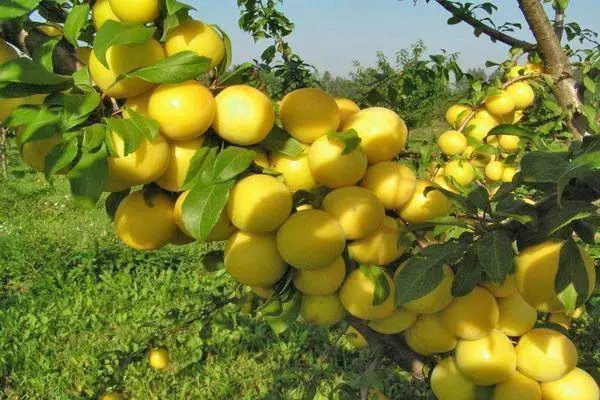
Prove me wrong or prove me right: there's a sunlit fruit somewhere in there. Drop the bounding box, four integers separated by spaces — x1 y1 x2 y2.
431 357 478 400
300 293 347 326
225 231 287 287
464 118 496 142
345 326 368 349
293 257 346 295
493 371 542 400
75 47 92 65
148 347 170 370
339 268 395 320
404 313 457 356
165 19 225 69
515 328 578 382
515 240 596 312
251 286 275 299
474 108 503 126
368 308 417 334
125 91 151 116
322 186 385 240
92 0 120 29
455 329 517 385
348 216 407 266
212 85 275 145
507 81 535 110
108 0 159 23
334 97 360 129
485 90 516 117
485 160 505 182
444 159 476 186
502 166 518 183
154 138 204 192
270 144 317 192
227 174 292 233
361 161 416 209
398 179 452 223
36 24 63 38
89 39 165 99
548 312 571 330
396 264 454 314
540 367 600 400
496 293 537 337
498 135 520 152
504 110 524 124
441 287 499 340
114 191 177 251
308 134 367 188
276 209 345 270
148 81 216 141
342 107 408 164
20 135 61 173
174 191 236 241
568 305 586 319
279 88 340 143
438 130 467 156
507 65 527 78
445 104 472 129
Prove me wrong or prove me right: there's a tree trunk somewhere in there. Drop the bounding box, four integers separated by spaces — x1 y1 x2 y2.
0 128 8 179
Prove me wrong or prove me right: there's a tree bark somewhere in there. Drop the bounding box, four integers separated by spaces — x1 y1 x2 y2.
0 128 8 179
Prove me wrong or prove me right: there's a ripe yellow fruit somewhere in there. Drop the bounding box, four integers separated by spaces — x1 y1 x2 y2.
502 166 518 183
540 367 600 400
89 39 164 99
148 81 216 141
368 308 417 334
441 287 499 340
251 286 275 299
75 47 92 65
474 108 503 126
213 85 275 145
348 216 407 266
108 0 159 24
438 130 468 156
154 138 205 192
404 313 457 356
493 371 542 400
106 131 170 187
361 161 416 209
225 231 287 287
307 134 367 188
395 264 454 314
334 97 360 130
516 328 578 382
498 135 520 152
433 170 458 194
227 174 292 233
149 348 170 370
322 186 385 240
92 0 120 29
525 62 544 74
431 357 478 400
398 179 452 223
497 293 537 337
445 104 472 129
100 392 125 400
455 330 517 385
280 88 340 143
293 257 346 295
165 19 225 70
276 209 345 270
507 82 535 110
345 326 368 349
482 275 516 299
125 91 151 116
339 268 395 320
485 90 516 117
548 312 571 330
20 135 61 172
507 65 527 78
173 191 236 242
464 118 496 142
444 159 476 186
0 38 18 62
300 293 347 326
342 107 408 164
114 191 177 251
485 160 505 182
504 110 525 124
270 145 317 192
515 240 596 312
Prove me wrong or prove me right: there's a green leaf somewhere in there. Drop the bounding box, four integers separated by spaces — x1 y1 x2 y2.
44 136 78 182
181 146 213 190
555 238 590 313
182 180 235 241
64 4 90 47
359 265 391 306
327 129 362 155
467 185 489 210
259 125 303 157
476 230 514 283
212 146 255 183
494 198 537 225
105 190 130 221
539 201 596 236
82 124 107 151
92 20 156 68
0 0 41 19
160 8 190 41
583 75 596 94
218 62 254 86
61 92 102 129
72 67 95 92
520 151 570 184
262 291 302 335
17 108 62 145
124 51 210 83
452 246 482 296
104 117 142 156
124 107 160 141
212 24 232 76
292 186 330 209
67 145 109 207
32 37 59 72
0 58 71 88
488 125 548 150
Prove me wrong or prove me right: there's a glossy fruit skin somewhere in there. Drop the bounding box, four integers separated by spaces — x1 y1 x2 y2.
502 166 518 183
212 85 275 145
125 91 152 116
540 367 600 400
464 118 496 142
148 81 216 141
342 107 408 164
515 240 596 312
293 257 346 295
368 308 417 334
300 293 347 326
441 287 499 340
515 328 578 382
20 135 61 172
270 145 317 192
496 293 537 337
348 216 407 266
251 286 275 299
92 0 120 29
445 104 472 129
445 159 476 186
395 264 454 314
438 130 467 156
174 191 236 242
339 268 395 320
225 231 287 287
276 209 346 270
280 88 340 143
155 138 205 192
308 134 367 188
431 357 478 400
361 161 416 209
345 326 368 349
114 191 177 251
507 81 535 110
499 135 520 153
474 108 503 126
455 330 517 385
165 19 225 69
492 371 542 400
485 90 516 117
334 97 360 130
108 0 159 23
398 180 452 223
485 160 505 182
404 313 457 356
149 348 170 370
322 186 385 240
89 39 165 99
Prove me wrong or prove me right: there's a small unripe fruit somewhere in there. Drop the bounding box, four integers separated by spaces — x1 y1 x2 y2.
438 130 468 156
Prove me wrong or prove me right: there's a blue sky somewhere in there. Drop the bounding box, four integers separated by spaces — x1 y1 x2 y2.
190 0 600 76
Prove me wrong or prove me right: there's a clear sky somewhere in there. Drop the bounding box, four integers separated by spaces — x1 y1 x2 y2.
189 0 600 77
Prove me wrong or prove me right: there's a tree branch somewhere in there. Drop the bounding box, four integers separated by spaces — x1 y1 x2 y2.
434 0 537 51
553 7 565 42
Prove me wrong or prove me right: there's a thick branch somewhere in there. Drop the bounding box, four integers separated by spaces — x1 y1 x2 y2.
435 0 536 51
553 7 565 42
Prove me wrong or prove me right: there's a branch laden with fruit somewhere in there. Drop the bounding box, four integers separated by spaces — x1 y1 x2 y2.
0 0 599 399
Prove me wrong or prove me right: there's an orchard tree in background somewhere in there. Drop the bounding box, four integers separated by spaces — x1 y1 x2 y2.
0 0 600 399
